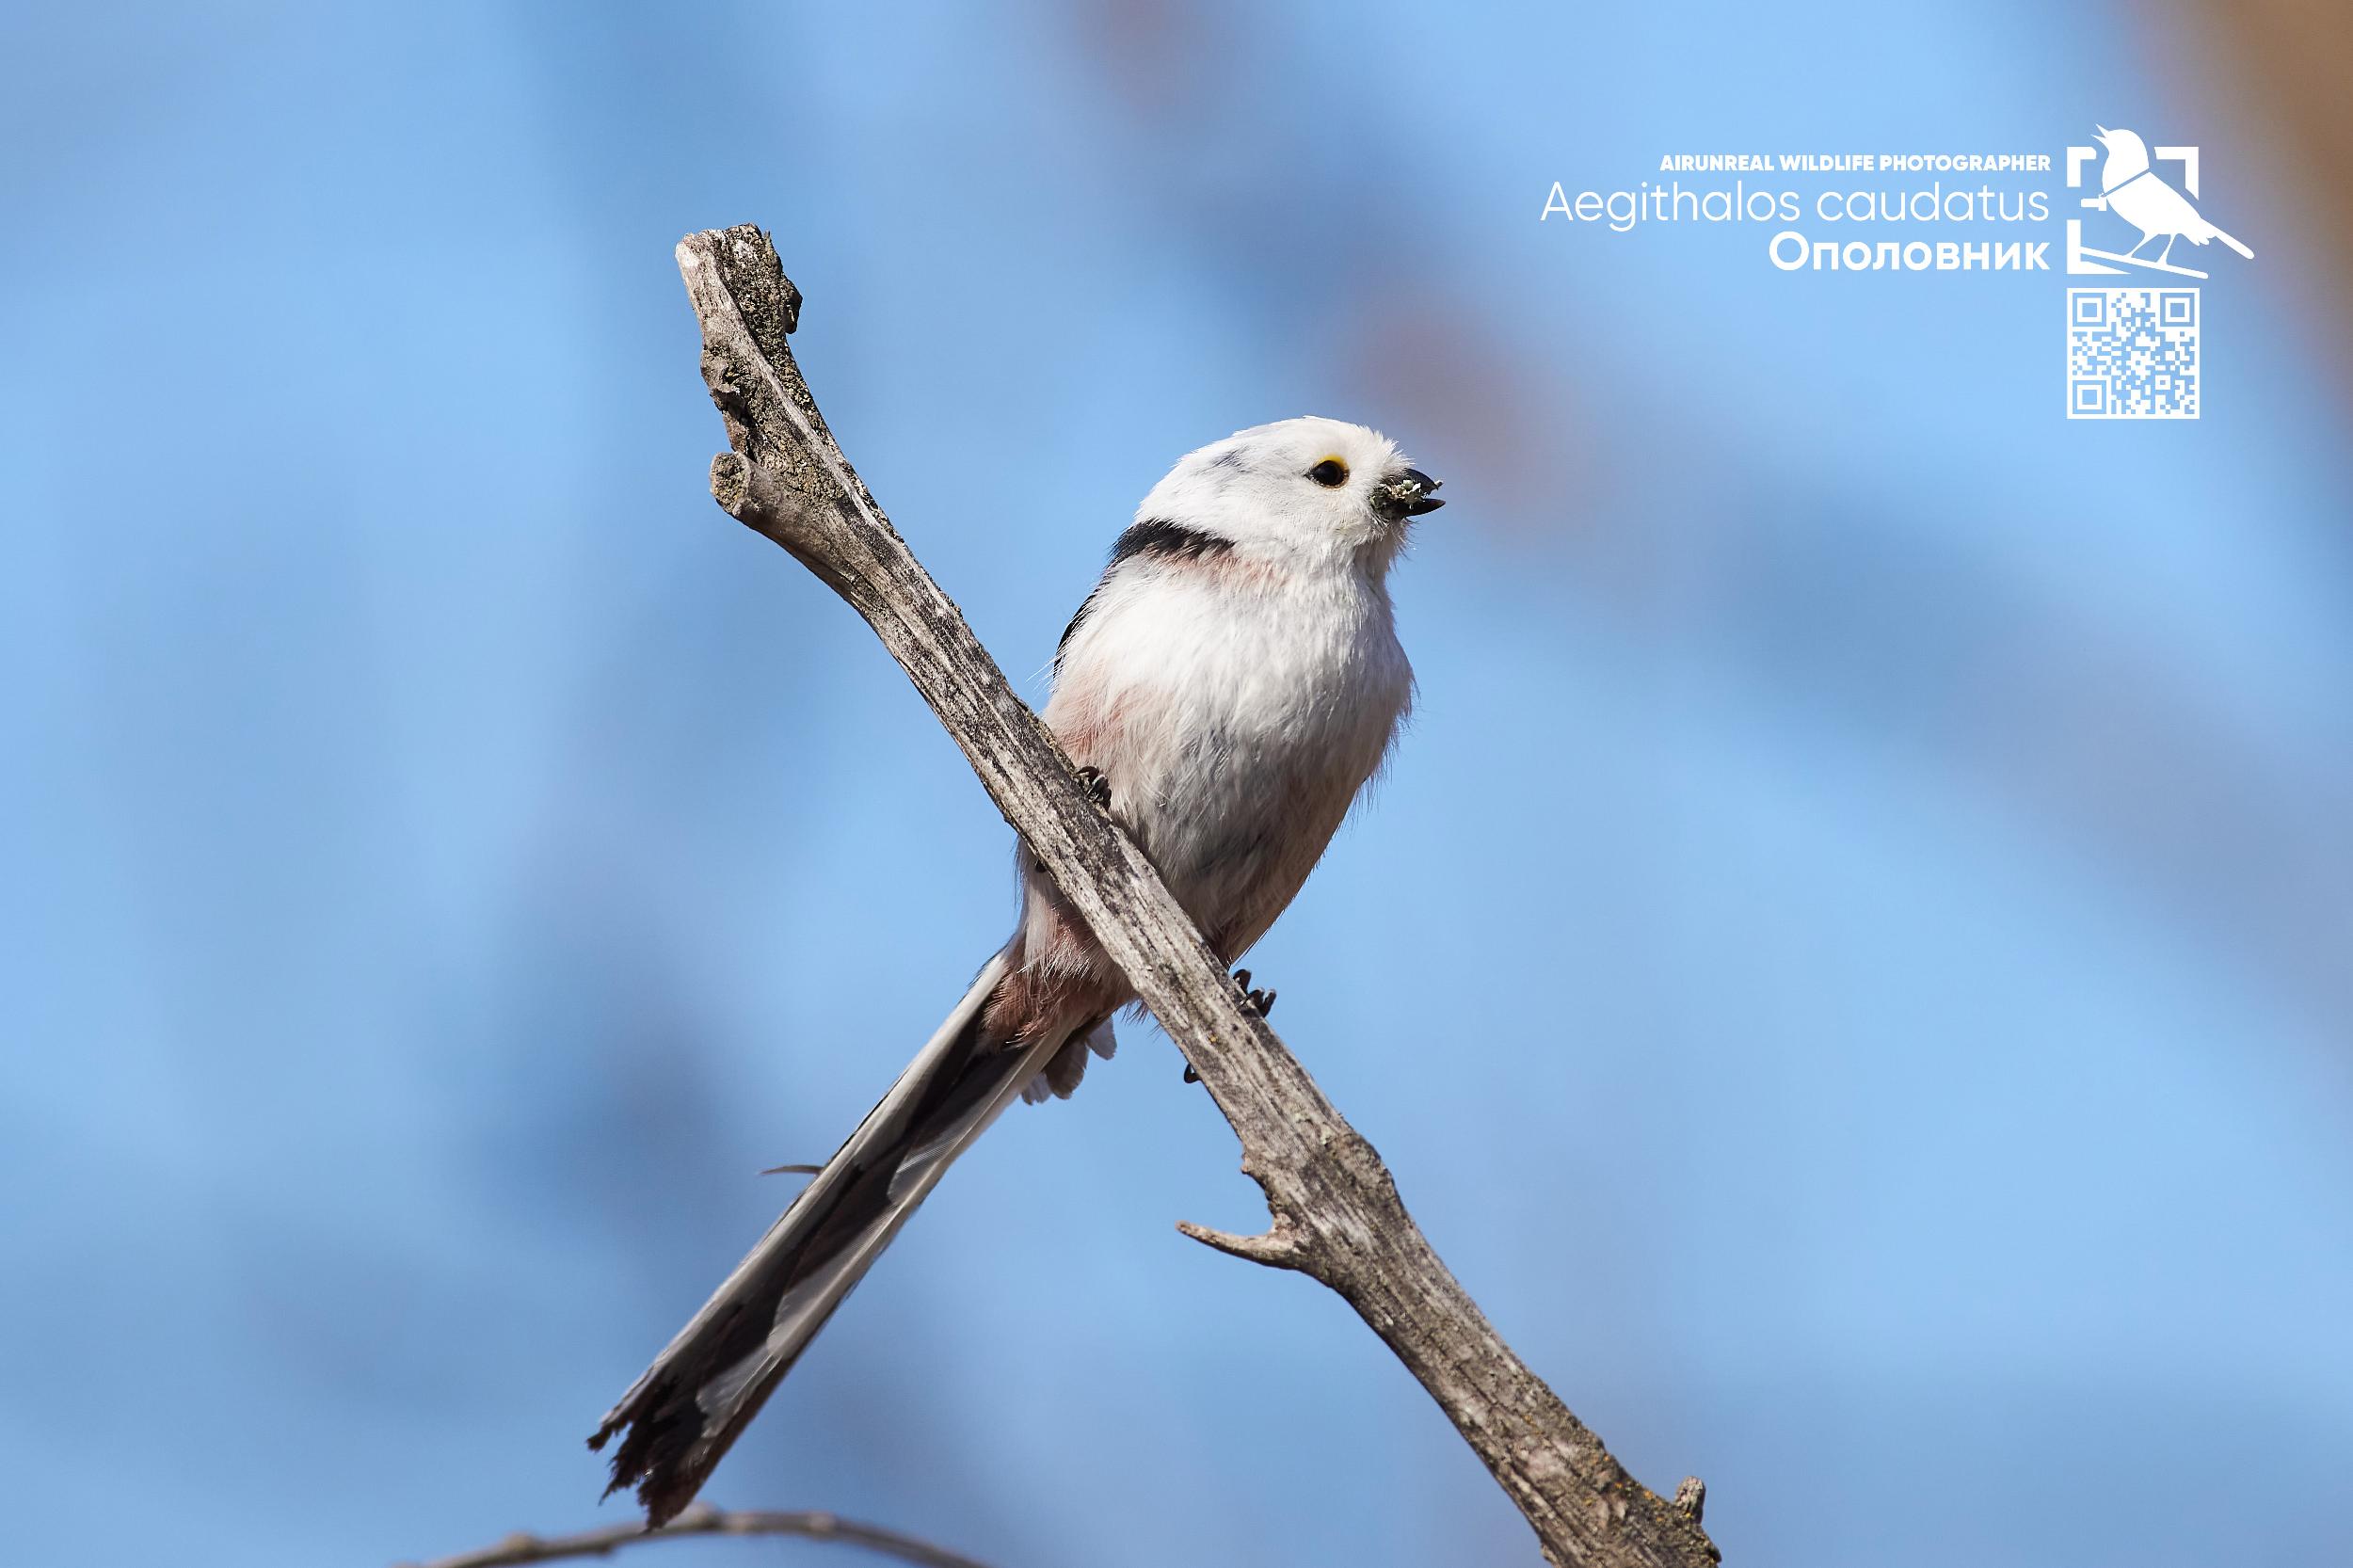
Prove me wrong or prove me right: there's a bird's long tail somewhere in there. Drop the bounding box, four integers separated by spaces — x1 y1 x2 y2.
589 952 1068 1523
2211 225 2253 259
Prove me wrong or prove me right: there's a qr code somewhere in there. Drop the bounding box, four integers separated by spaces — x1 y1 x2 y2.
2067 288 2198 419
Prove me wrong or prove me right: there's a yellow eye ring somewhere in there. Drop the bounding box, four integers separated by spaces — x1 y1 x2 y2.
1307 457 1350 487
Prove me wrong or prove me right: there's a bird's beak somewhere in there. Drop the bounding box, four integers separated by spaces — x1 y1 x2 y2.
1373 467 1444 520
2093 126 2110 147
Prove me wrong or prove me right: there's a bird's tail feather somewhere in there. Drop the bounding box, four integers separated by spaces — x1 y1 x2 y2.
589 952 1065 1523
2212 226 2253 260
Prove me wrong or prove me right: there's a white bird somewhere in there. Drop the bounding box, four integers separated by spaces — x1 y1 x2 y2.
591 416 1443 1522
2089 126 2253 266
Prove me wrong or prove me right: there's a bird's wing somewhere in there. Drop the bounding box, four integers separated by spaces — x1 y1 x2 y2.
2120 180 2210 238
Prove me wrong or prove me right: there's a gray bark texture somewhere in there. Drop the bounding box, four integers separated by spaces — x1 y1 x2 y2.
675 224 1721 1568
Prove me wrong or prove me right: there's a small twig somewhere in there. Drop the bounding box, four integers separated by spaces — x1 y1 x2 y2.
395 1502 998 1568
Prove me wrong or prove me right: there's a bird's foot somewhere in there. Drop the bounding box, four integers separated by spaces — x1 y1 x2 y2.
1233 968 1276 1017
1181 971 1277 1084
1075 766 1113 809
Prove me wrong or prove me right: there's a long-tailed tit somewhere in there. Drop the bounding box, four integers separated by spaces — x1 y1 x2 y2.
592 415 1443 1520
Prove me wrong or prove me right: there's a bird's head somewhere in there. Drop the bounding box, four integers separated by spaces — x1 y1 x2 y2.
2092 126 2152 170
1138 416 1443 574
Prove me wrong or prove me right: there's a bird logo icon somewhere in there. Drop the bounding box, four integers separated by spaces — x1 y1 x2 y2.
2069 125 2253 279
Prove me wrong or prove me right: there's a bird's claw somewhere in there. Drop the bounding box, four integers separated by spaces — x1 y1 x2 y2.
1181 971 1278 1084
1075 766 1113 809
1233 968 1276 1017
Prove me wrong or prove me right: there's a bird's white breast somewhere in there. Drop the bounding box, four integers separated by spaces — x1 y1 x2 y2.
1044 552 1411 954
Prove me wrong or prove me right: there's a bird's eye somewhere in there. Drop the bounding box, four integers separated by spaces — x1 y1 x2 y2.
1307 457 1350 488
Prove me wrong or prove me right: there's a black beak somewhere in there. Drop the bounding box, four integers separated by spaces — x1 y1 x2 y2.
1374 468 1445 521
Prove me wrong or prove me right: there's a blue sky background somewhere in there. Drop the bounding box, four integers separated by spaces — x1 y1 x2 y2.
5 4 2348 1565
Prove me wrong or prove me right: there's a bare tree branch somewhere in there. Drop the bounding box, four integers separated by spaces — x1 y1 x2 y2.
676 224 1721 1568
394 1502 996 1568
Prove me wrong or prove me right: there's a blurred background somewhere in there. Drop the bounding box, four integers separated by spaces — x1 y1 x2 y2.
5 3 2349 1565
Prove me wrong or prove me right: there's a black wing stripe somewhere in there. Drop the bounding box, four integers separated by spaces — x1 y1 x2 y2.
1111 517 1233 567
1057 520 1234 673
